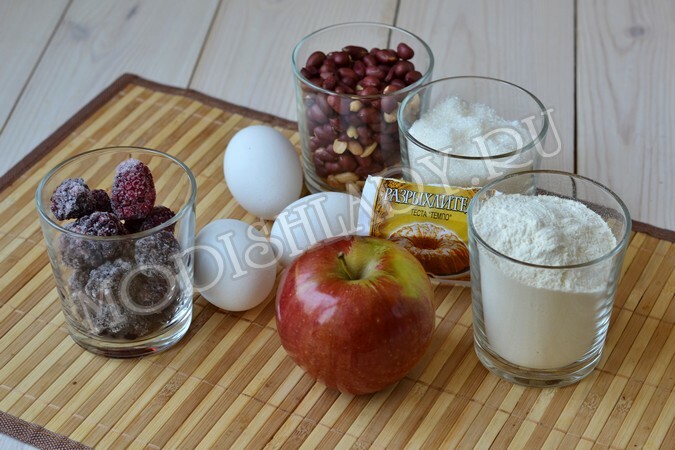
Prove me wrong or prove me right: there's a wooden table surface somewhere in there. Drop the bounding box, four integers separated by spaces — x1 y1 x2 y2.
0 1 672 448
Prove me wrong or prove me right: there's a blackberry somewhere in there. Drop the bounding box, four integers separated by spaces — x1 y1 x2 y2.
76 297 132 339
111 159 156 220
123 218 144 234
66 270 93 324
128 272 176 311
122 271 177 338
68 269 90 293
91 189 112 212
90 303 131 338
71 211 127 236
135 230 181 271
138 205 176 232
50 178 95 220
84 258 133 304
59 212 128 269
71 258 173 340
123 205 174 234
68 258 132 337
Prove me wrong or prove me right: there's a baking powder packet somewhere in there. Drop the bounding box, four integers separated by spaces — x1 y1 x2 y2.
357 176 479 285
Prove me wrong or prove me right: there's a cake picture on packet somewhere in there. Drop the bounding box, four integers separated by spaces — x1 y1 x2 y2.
389 222 469 276
357 176 478 284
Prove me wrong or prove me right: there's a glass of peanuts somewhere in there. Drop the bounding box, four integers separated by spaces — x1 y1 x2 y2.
292 22 434 193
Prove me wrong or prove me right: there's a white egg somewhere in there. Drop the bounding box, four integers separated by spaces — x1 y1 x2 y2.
224 125 303 219
194 219 277 311
270 192 360 266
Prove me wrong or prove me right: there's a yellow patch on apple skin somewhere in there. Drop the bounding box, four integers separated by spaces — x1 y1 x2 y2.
353 237 434 301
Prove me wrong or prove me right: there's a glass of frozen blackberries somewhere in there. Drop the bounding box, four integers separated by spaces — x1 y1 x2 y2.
36 147 197 358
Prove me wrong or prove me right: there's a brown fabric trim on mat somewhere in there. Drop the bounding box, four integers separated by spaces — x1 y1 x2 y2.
0 73 672 244
0 411 92 450
632 221 675 242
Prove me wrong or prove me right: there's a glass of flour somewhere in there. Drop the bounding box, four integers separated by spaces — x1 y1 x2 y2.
398 76 549 188
468 171 631 387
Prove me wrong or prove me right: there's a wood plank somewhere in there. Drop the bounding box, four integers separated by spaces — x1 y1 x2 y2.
0 436 36 450
190 0 398 120
397 0 575 172
0 0 219 178
577 0 675 230
0 0 68 130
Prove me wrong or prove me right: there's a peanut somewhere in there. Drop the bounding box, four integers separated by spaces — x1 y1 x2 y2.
343 45 368 59
346 125 359 139
333 139 348 154
300 40 426 187
338 153 357 172
334 171 359 184
361 142 378 158
383 110 397 123
397 43 414 60
306 51 326 68
347 141 364 156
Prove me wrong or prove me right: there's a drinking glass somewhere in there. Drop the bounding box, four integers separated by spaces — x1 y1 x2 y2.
293 22 434 193
36 147 197 358
468 170 631 387
398 76 549 188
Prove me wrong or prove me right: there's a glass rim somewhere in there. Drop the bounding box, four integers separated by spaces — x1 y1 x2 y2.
398 76 550 160
291 21 435 100
35 146 197 240
467 170 632 269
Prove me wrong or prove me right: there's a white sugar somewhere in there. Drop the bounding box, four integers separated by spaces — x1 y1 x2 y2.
409 96 527 156
405 96 534 187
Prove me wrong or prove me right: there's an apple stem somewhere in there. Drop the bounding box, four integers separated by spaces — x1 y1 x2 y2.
337 252 355 280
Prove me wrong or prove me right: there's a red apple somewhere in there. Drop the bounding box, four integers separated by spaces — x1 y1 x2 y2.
275 235 435 395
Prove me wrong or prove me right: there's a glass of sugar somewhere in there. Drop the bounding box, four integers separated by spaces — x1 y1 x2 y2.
398 76 549 188
467 170 631 387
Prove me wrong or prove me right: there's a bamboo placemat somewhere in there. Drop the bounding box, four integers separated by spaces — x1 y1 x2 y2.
0 74 673 449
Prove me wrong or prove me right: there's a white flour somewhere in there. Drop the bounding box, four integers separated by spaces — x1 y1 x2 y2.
407 96 533 187
473 194 617 369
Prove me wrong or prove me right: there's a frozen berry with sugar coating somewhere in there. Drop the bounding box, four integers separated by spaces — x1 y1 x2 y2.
123 219 143 234
77 258 173 339
125 206 175 234
91 189 112 212
129 272 175 311
84 258 133 304
129 271 181 334
70 211 127 236
139 206 176 232
111 158 156 220
68 269 90 293
88 302 130 338
59 212 128 268
50 178 95 220
73 286 132 338
135 230 181 271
